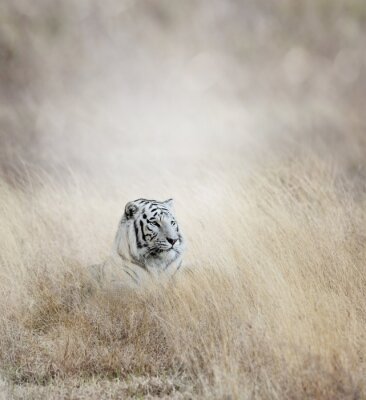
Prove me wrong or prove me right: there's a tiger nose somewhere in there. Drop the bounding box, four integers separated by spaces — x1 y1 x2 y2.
167 238 178 246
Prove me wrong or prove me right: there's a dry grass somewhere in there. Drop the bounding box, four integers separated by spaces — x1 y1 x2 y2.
1 0 366 398
1 156 366 399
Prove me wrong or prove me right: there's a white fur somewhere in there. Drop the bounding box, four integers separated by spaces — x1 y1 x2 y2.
91 199 185 289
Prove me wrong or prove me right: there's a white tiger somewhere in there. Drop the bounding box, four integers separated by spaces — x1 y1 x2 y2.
91 198 185 289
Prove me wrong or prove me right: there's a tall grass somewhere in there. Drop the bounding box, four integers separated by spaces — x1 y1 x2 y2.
1 157 366 399
1 0 366 398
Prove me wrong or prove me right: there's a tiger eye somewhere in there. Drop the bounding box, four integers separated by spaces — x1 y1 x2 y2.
143 214 147 219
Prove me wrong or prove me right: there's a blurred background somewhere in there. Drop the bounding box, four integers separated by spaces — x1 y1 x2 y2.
0 0 366 187
2 3 366 397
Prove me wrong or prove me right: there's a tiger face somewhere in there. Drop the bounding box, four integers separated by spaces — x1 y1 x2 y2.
114 198 185 272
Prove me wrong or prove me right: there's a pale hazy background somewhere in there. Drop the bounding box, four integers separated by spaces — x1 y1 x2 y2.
1 0 366 187
2 3 366 398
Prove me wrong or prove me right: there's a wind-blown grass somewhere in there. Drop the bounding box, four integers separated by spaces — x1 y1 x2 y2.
1 157 366 399
1 0 366 398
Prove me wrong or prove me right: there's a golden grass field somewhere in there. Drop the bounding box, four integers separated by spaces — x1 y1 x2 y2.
1 155 366 399
1 1 366 399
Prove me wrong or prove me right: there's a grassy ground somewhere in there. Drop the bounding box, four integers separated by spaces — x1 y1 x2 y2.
1 156 366 399
1 0 366 398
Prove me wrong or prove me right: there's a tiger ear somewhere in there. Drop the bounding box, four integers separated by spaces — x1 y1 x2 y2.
164 198 174 208
164 198 175 212
125 201 139 219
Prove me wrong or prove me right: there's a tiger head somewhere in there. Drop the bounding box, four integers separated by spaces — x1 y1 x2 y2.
113 198 185 271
